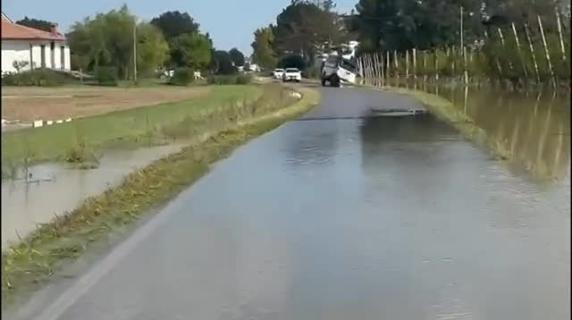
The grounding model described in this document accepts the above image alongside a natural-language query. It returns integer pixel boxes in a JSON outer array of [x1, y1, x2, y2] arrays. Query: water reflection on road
[[19, 86, 568, 320], [428, 84, 570, 182]]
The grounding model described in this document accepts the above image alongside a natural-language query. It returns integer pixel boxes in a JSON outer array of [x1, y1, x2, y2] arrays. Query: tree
[[68, 5, 169, 79], [229, 48, 245, 66], [251, 26, 278, 69], [136, 24, 170, 76], [273, 1, 346, 60], [16, 17, 55, 32], [278, 54, 306, 69], [170, 33, 212, 70], [150, 11, 199, 41], [212, 51, 236, 74], [353, 0, 471, 52], [352, 0, 561, 53]]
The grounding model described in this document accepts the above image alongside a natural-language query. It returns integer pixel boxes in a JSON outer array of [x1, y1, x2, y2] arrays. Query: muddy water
[[13, 87, 568, 320], [1, 144, 185, 250]]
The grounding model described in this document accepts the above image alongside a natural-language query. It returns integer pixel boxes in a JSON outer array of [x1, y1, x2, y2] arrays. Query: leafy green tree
[[136, 24, 170, 76], [229, 48, 246, 67], [274, 1, 345, 59], [251, 26, 278, 69], [150, 11, 199, 41], [278, 54, 306, 69], [212, 51, 236, 74], [170, 33, 212, 70], [16, 17, 55, 32], [68, 5, 169, 79]]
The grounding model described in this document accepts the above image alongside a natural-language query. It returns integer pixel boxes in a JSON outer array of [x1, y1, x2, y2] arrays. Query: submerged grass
[[1, 85, 320, 309], [1, 85, 262, 176]]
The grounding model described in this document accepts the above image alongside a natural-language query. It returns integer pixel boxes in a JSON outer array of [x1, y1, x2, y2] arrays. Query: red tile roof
[[1, 14, 66, 41]]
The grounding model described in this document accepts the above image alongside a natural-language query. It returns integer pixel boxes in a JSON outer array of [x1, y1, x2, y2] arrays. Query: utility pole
[[460, 6, 464, 51], [133, 19, 137, 83]]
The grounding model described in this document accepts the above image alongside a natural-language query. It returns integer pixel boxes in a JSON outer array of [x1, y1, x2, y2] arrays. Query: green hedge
[[1, 69, 72, 87], [94, 66, 119, 86], [207, 74, 253, 85], [168, 68, 194, 86]]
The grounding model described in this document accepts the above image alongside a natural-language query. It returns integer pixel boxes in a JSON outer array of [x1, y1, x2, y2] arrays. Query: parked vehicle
[[282, 68, 302, 82], [273, 68, 285, 80], [320, 55, 357, 87]]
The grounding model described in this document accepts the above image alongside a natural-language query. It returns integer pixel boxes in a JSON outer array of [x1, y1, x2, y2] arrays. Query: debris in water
[[370, 107, 426, 117]]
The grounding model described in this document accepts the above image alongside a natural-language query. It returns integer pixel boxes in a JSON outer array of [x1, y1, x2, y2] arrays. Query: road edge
[[1, 86, 320, 311]]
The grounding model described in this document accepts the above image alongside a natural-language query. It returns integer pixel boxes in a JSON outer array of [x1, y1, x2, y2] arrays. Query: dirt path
[[1, 86, 211, 122]]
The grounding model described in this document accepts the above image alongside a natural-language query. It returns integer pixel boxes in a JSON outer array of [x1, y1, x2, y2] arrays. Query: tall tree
[[136, 24, 170, 76], [228, 48, 246, 66], [273, 1, 345, 60], [212, 50, 236, 74], [150, 11, 199, 41], [16, 17, 55, 32], [251, 26, 278, 69], [170, 33, 212, 70], [68, 5, 169, 79]]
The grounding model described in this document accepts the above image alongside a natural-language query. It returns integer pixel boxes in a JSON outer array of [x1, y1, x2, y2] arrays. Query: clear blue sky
[[3, 0, 357, 55]]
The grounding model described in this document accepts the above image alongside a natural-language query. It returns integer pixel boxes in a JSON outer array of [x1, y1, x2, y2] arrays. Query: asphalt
[[8, 86, 570, 320]]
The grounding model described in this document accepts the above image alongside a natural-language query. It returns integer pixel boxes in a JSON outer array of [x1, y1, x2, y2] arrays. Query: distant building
[[1, 12, 70, 75]]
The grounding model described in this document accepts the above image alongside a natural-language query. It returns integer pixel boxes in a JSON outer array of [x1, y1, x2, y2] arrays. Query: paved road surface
[[11, 87, 570, 320]]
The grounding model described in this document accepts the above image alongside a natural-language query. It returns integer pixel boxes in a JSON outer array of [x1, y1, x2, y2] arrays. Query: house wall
[[1, 40, 70, 75], [1, 40, 32, 73], [64, 46, 70, 71]]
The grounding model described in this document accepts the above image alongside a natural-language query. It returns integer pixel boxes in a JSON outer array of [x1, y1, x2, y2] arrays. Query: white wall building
[[1, 12, 70, 75]]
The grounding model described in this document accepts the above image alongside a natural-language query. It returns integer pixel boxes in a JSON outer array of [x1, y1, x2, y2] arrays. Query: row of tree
[[351, 0, 570, 53], [18, 7, 248, 79], [251, 0, 570, 84], [251, 0, 349, 70]]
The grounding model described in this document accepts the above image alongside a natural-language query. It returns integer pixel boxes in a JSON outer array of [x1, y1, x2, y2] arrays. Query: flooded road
[[11, 87, 570, 320], [1, 144, 185, 250]]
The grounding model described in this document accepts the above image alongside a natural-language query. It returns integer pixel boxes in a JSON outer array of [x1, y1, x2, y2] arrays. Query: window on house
[[50, 42, 55, 68], [61, 46, 65, 70], [29, 44, 34, 70], [40, 45, 46, 68]]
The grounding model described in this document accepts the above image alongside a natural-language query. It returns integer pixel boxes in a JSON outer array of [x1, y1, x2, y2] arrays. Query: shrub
[[1, 69, 70, 86], [207, 74, 253, 85], [168, 68, 194, 86], [235, 73, 253, 84], [94, 66, 118, 86]]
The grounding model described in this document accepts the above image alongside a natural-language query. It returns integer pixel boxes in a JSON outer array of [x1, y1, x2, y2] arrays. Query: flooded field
[[1, 144, 185, 250], [432, 85, 570, 182], [9, 86, 569, 320]]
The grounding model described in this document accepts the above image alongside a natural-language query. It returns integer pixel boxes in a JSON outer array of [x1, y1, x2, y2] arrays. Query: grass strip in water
[[1, 85, 261, 178], [1, 86, 320, 309]]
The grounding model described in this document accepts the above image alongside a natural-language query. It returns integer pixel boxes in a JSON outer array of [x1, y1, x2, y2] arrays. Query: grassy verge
[[2, 85, 261, 178], [1, 85, 320, 309]]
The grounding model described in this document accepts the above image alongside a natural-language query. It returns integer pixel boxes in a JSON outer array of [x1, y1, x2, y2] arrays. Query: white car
[[282, 68, 302, 82], [273, 68, 285, 80]]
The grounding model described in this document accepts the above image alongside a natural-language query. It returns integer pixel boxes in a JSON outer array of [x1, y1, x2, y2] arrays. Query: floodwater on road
[[8, 86, 570, 320], [1, 143, 185, 250], [427, 83, 570, 182]]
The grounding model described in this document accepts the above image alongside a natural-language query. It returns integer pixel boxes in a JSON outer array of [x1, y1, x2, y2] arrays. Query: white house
[[1, 12, 70, 75]]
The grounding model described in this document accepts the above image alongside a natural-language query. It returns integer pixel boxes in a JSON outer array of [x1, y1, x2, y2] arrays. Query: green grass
[[2, 85, 262, 177], [1, 85, 320, 310]]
